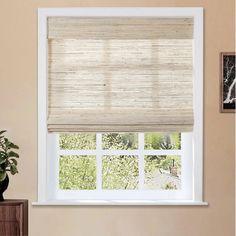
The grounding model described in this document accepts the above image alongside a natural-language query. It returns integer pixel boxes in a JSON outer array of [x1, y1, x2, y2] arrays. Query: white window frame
[[35, 7, 206, 206], [50, 133, 192, 201]]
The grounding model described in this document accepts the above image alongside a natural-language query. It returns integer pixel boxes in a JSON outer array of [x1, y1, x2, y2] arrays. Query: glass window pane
[[59, 133, 96, 150], [102, 133, 138, 150], [144, 155, 181, 190], [144, 133, 181, 150], [59, 155, 96, 190], [102, 155, 139, 189]]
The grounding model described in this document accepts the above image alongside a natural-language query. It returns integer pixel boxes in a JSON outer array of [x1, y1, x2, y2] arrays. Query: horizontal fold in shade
[[47, 17, 194, 133]]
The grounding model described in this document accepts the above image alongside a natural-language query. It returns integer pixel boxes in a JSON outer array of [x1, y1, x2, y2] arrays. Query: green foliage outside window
[[145, 133, 181, 150], [102, 133, 138, 150], [60, 133, 96, 150], [102, 155, 138, 190], [59, 155, 96, 190], [59, 133, 181, 190]]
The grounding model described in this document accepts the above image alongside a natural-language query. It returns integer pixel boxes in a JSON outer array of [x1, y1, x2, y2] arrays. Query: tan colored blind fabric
[[47, 17, 194, 132]]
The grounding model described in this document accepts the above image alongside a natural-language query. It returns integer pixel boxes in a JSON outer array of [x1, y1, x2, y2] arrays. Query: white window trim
[[35, 7, 206, 206]]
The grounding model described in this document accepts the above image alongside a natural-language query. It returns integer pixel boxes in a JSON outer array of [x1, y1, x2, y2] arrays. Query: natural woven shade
[[47, 17, 194, 132]]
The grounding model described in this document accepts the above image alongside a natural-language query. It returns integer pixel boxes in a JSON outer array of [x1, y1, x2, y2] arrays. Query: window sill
[[32, 200, 208, 206]]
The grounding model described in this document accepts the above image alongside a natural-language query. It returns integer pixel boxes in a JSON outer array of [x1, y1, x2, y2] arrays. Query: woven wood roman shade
[[47, 17, 194, 132]]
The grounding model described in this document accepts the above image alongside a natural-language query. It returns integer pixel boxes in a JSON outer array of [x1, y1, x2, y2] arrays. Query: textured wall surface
[[0, 1, 234, 236]]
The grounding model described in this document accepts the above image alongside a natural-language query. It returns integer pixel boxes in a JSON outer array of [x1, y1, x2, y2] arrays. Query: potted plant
[[0, 130, 19, 201]]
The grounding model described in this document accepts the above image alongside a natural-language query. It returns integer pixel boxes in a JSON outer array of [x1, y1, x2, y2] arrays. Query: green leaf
[[8, 143, 19, 149], [4, 138, 8, 143], [0, 151, 6, 158], [10, 164, 18, 175], [0, 171, 6, 181], [3, 138, 10, 149], [9, 159, 17, 166], [8, 151, 19, 158], [0, 131, 6, 136], [0, 159, 6, 165]]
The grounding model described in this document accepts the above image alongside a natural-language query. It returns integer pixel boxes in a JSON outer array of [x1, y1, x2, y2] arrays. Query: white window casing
[[36, 7, 206, 206]]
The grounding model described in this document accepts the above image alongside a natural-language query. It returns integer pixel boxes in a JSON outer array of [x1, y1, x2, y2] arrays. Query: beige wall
[[0, 0, 235, 235]]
